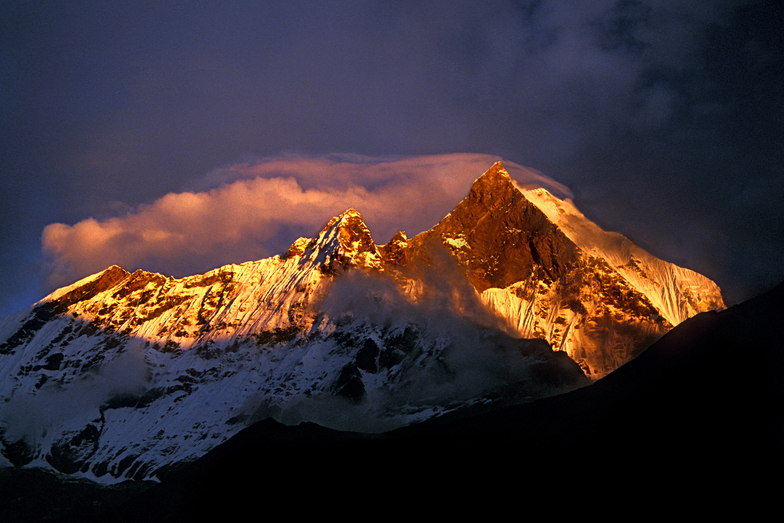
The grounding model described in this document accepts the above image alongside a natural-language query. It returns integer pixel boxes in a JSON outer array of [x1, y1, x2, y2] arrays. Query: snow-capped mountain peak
[[404, 161, 724, 378], [0, 161, 725, 484]]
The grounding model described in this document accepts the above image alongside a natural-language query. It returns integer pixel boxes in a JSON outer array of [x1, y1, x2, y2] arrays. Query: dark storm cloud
[[0, 0, 781, 315]]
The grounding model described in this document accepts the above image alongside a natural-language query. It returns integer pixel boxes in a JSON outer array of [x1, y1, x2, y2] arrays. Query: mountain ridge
[[1, 279, 776, 521], [70, 280, 784, 522], [0, 161, 725, 484]]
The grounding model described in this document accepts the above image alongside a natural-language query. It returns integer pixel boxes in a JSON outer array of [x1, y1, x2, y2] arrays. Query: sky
[[1, 0, 782, 317]]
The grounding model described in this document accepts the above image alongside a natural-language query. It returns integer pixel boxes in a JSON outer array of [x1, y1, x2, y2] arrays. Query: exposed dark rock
[[355, 338, 380, 373], [0, 304, 59, 354], [42, 352, 64, 371], [252, 326, 300, 346], [330, 362, 366, 402], [2, 438, 35, 466], [379, 326, 419, 368], [47, 423, 102, 474]]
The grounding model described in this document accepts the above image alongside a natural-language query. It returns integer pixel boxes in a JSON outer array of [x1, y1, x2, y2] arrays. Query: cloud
[[41, 154, 570, 290]]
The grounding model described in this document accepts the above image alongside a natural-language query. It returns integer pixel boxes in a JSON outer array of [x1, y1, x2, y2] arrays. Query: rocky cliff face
[[0, 161, 723, 483], [417, 162, 580, 291], [395, 163, 723, 378]]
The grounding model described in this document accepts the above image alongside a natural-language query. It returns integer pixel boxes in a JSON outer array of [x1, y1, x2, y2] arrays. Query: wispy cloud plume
[[41, 154, 569, 290]]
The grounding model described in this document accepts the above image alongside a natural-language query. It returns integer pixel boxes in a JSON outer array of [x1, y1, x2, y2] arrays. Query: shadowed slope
[[106, 280, 783, 520], [5, 279, 779, 521]]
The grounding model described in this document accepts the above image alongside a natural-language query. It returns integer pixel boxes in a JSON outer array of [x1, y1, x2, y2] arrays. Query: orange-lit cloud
[[41, 154, 571, 289]]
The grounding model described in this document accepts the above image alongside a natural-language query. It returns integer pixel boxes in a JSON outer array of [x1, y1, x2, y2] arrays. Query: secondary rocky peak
[[324, 208, 376, 255], [46, 265, 131, 311], [324, 207, 363, 228], [485, 160, 511, 179], [378, 230, 409, 266], [283, 236, 311, 258], [389, 230, 408, 243], [284, 208, 381, 272]]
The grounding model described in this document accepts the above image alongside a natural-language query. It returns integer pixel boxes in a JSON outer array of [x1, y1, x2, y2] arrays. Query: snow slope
[[519, 186, 725, 326]]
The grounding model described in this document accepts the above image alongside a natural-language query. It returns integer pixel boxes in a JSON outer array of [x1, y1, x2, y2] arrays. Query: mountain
[[0, 162, 723, 485], [138, 280, 784, 519], [411, 163, 722, 377], [6, 279, 776, 523]]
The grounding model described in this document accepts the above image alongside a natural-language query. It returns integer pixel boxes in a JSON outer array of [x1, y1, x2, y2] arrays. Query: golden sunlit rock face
[[418, 162, 580, 291], [389, 163, 673, 378]]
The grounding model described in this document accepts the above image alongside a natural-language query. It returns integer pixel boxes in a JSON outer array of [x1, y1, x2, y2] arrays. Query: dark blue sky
[[1, 0, 782, 316]]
